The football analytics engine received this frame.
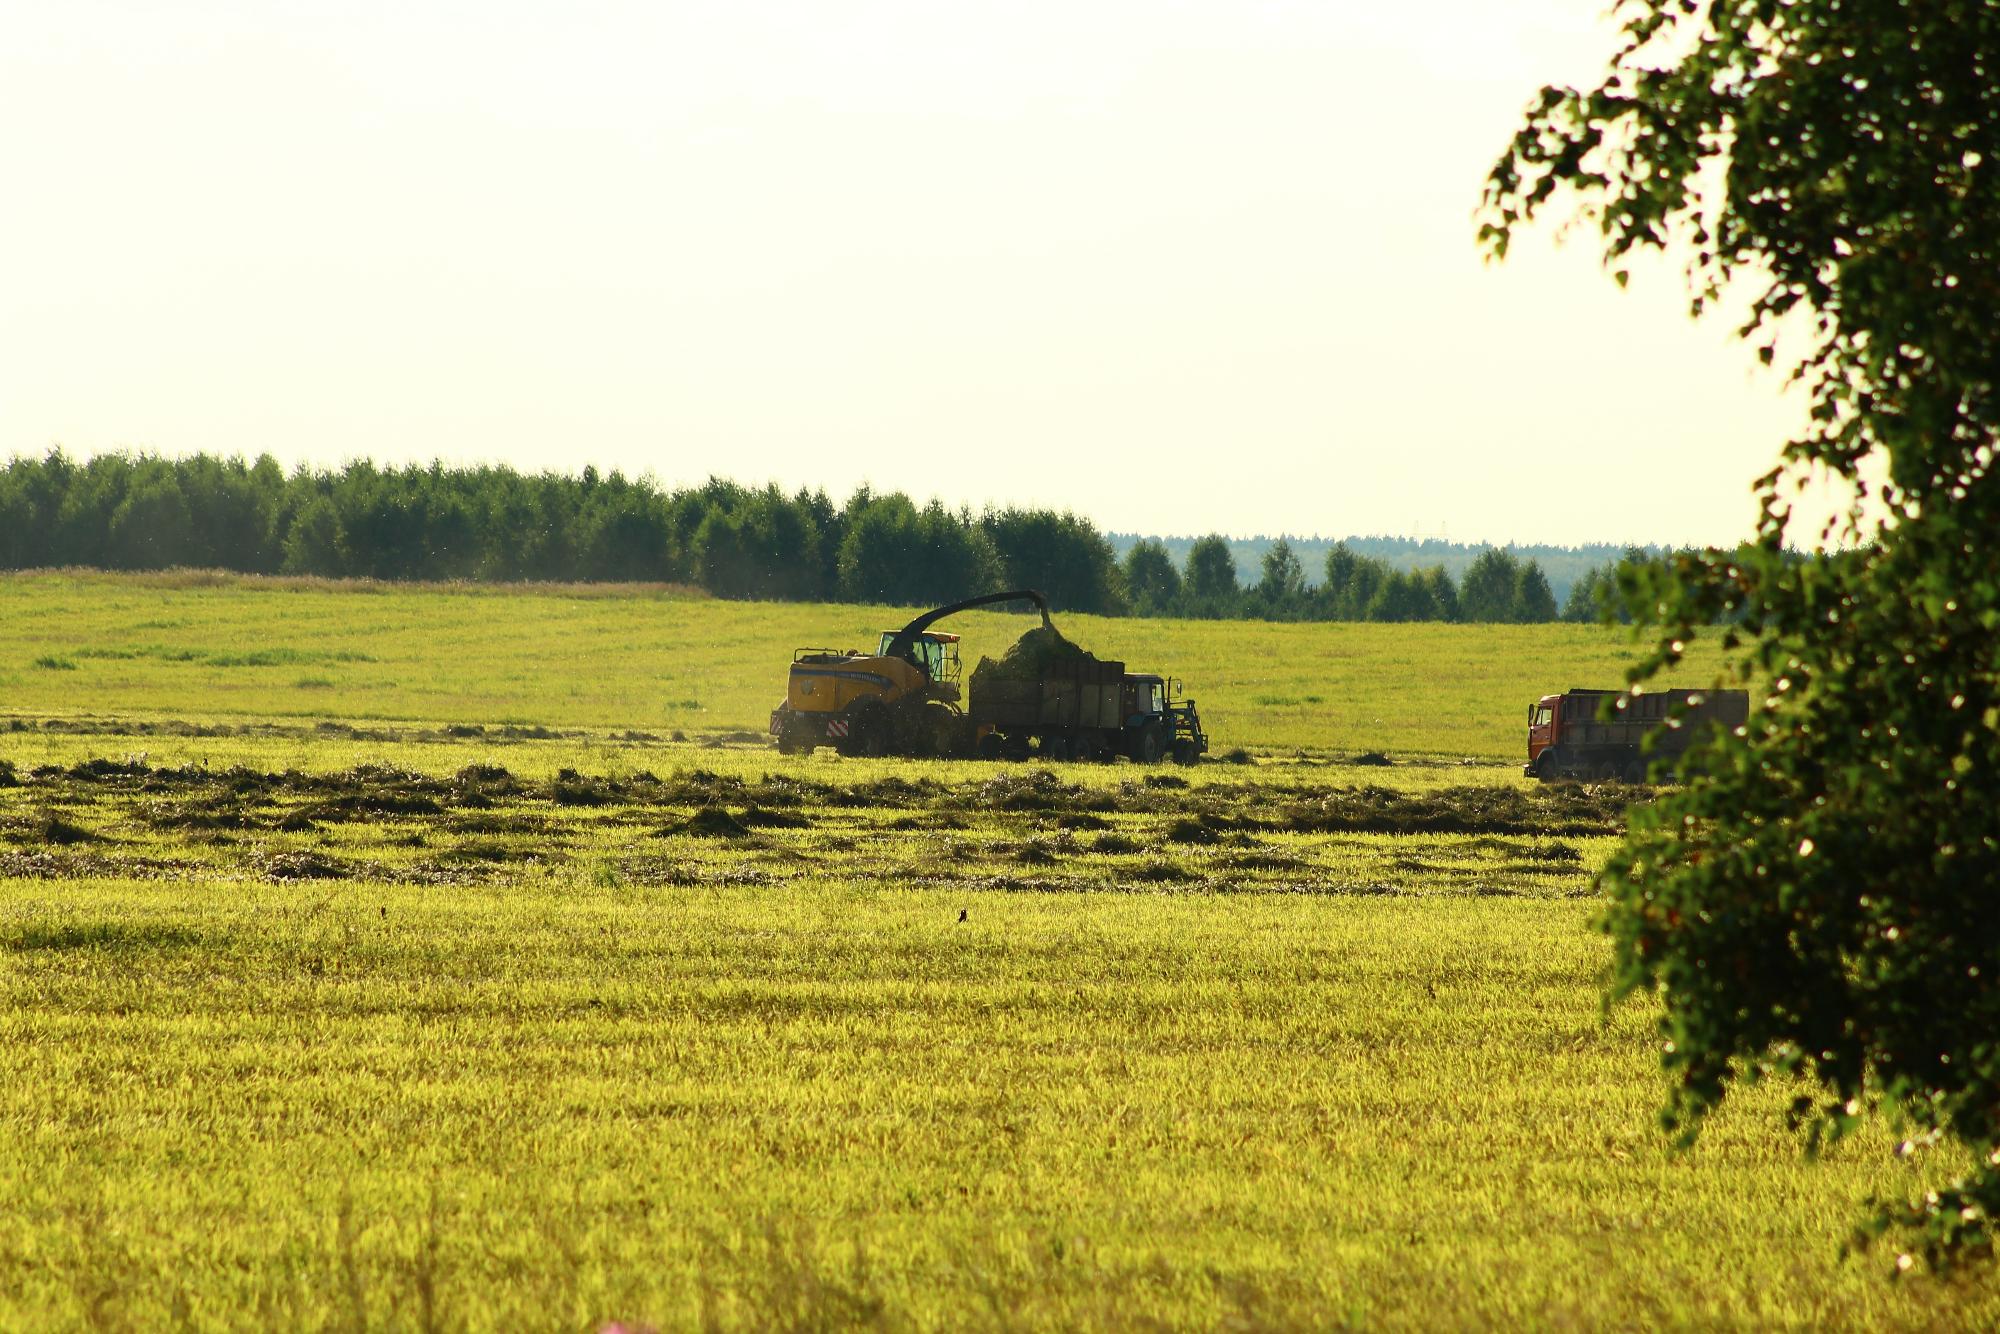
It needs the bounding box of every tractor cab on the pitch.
[1123,673,1209,764]
[877,630,961,685]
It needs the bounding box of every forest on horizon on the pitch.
[0,450,1643,623]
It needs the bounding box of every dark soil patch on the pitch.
[1047,811,1111,832]
[454,763,518,793]
[1129,857,1195,883]
[735,805,810,830]
[448,812,554,837]
[655,806,754,839]
[1349,752,1393,767]
[1273,785,1628,837]
[6,921,204,953]
[436,840,543,865]
[1165,817,1223,845]
[1092,832,1141,855]
[294,791,444,822]
[884,813,969,832]
[550,782,615,807]
[144,799,257,831]
[31,813,102,846]
[1224,848,1310,872]
[955,771,1114,814]
[259,850,357,881]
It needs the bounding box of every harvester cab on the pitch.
[771,589,1052,757]
[877,631,960,688]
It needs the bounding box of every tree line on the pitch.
[0,450,1639,622]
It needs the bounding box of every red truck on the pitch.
[1525,687,1748,782]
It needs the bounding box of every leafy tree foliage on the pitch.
[1182,535,1242,618]
[980,507,1124,614]
[1486,0,2000,1267]
[1249,538,1308,617]
[1120,538,1183,616]
[1458,548,1523,623]
[1513,560,1557,623]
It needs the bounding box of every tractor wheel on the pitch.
[1134,726,1164,764]
[1171,740,1200,766]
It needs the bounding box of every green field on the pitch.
[1,573,1988,1329]
[0,570,1722,762]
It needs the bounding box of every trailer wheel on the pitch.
[1622,758,1647,784]
[976,732,1004,761]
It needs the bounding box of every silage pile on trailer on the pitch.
[969,624,1108,689]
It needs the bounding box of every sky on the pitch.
[0,1,1817,547]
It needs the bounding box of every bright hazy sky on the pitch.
[2,1,1813,547]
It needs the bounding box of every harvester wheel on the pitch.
[839,702,890,757]
[923,706,960,759]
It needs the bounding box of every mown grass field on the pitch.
[1,572,1991,1330]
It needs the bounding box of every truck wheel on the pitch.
[1533,753,1557,783]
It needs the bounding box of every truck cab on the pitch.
[1526,693,1562,770]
